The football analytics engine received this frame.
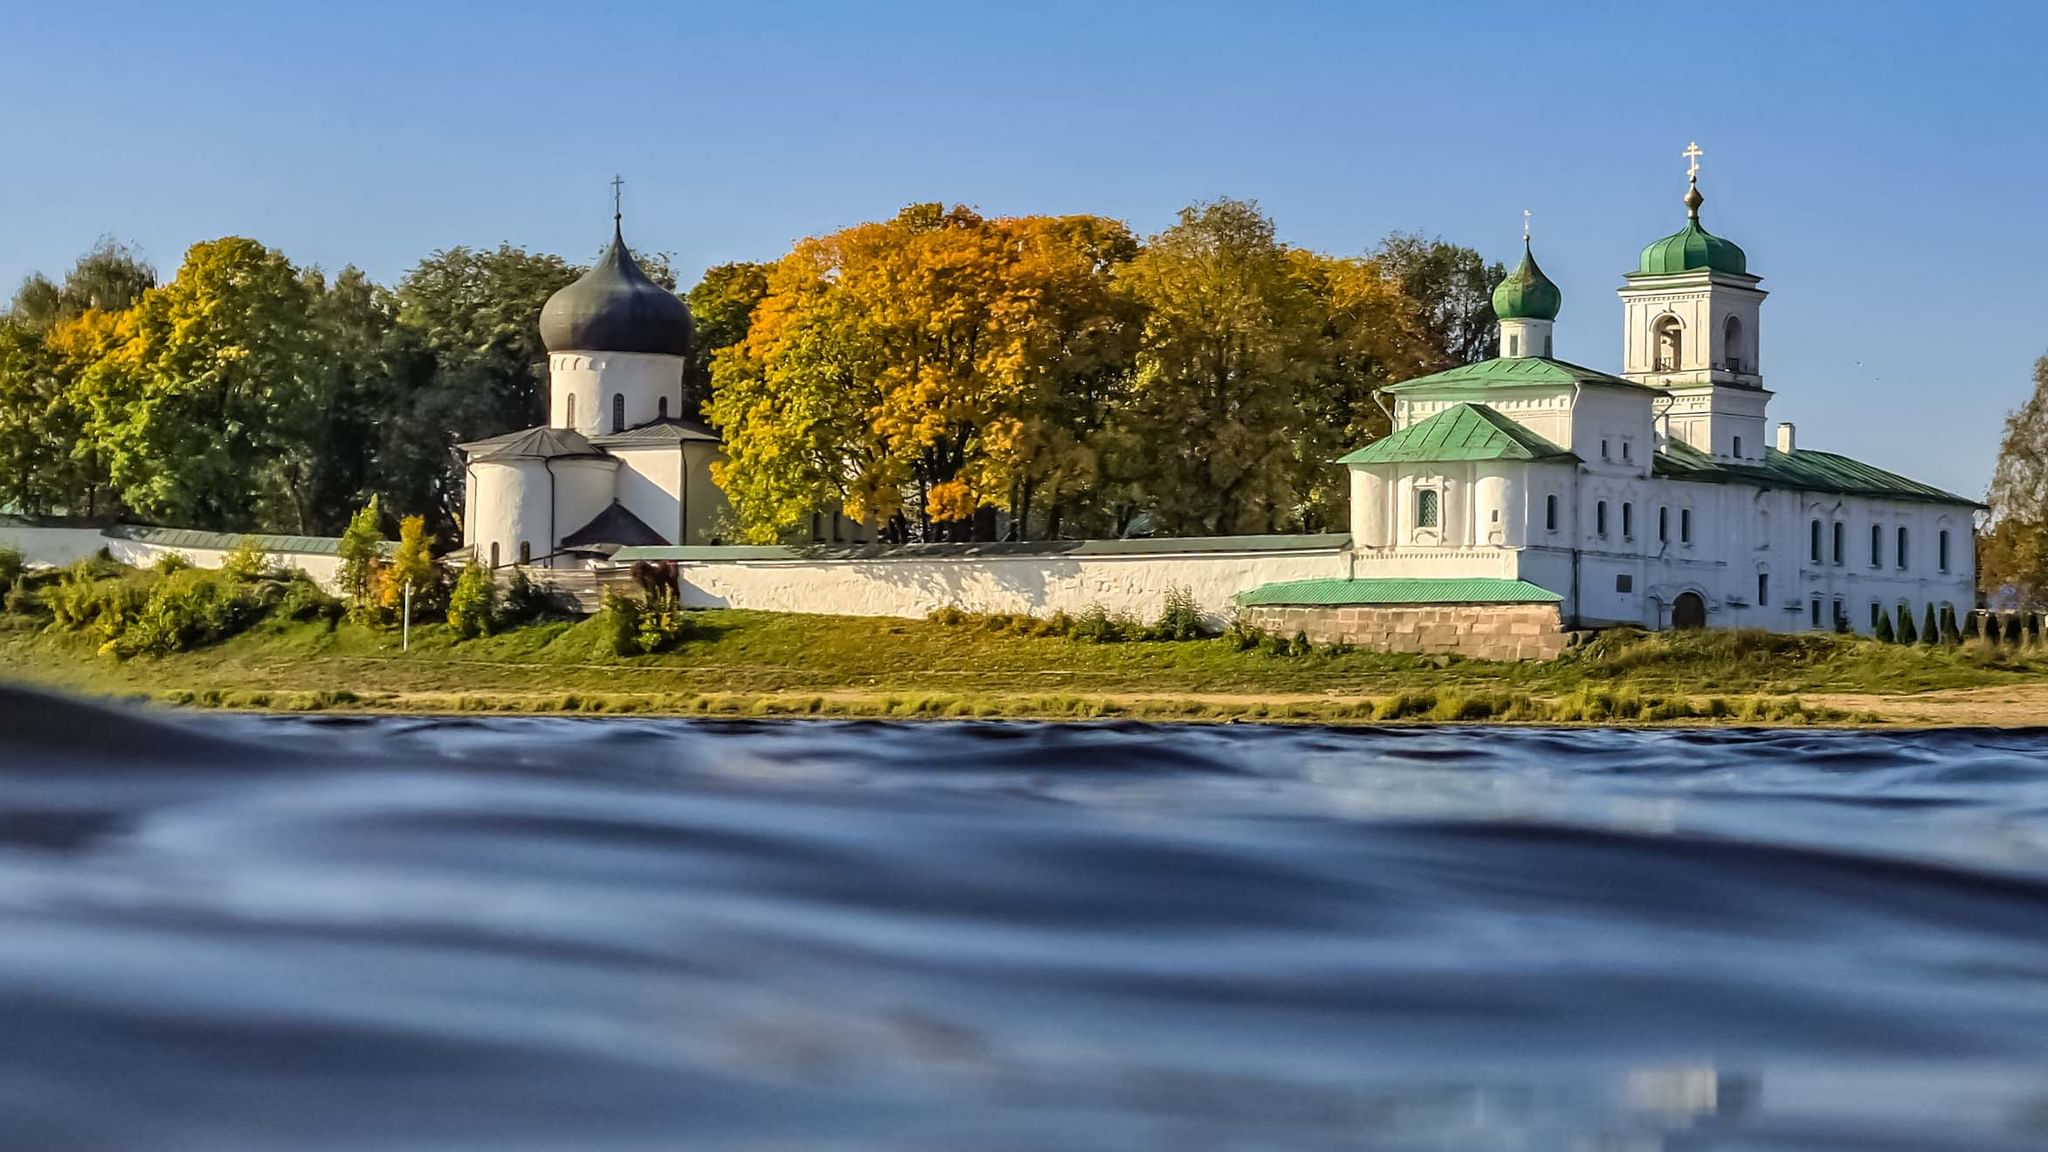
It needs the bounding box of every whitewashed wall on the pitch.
[675,546,1352,624]
[0,526,344,590]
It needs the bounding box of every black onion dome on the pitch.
[539,224,694,356]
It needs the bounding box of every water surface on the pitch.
[3,688,2048,1150]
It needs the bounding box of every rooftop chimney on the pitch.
[1776,422,1796,453]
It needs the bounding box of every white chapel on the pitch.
[1335,153,1978,634]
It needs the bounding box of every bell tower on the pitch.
[1618,144,1771,459]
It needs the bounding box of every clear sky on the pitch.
[2,0,2039,498]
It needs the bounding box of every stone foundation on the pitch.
[1239,602,1568,661]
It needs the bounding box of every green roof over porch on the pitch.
[1235,577,1563,607]
[1337,402,1574,465]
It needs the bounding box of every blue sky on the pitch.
[2,0,2040,498]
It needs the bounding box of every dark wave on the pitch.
[4,684,2048,1150]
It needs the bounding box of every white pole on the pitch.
[403,580,412,652]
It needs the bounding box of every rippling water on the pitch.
[4,686,2048,1150]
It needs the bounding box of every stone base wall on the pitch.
[1241,602,1568,661]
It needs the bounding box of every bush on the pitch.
[0,545,22,589]
[1963,610,1981,642]
[1287,630,1313,657]
[1071,603,1142,643]
[276,575,343,628]
[152,551,193,576]
[220,536,274,583]
[1896,603,1917,645]
[601,588,689,656]
[446,560,497,640]
[117,569,267,657]
[1940,604,1962,646]
[927,605,968,626]
[498,568,567,627]
[1874,611,1895,643]
[1151,586,1206,641]
[2007,613,2025,646]
[1921,603,1939,647]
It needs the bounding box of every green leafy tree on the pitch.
[378,514,442,617]
[1369,232,1505,368]
[1896,603,1918,645]
[685,262,771,419]
[1875,611,1895,643]
[445,558,496,639]
[6,239,156,333]
[337,496,385,612]
[1110,199,1323,536]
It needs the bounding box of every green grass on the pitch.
[6,603,2046,726]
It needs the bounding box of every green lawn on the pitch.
[8,604,2048,725]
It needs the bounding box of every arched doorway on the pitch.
[1672,591,1707,630]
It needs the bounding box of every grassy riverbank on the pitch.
[10,601,2048,725]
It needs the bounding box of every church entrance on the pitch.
[1672,592,1707,630]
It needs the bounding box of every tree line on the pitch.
[0,198,1501,544]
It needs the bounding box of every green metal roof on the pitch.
[1338,403,1575,465]
[1653,441,1980,506]
[1634,185,1749,278]
[105,524,360,555]
[1382,356,1657,396]
[1491,239,1561,321]
[1235,577,1563,607]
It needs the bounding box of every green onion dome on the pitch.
[1638,182,1748,276]
[1491,238,1562,322]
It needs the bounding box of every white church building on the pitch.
[1326,158,1978,638]
[458,214,732,570]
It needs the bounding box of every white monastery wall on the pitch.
[550,352,685,437]
[675,546,1351,625]
[0,525,344,590]
[0,526,107,569]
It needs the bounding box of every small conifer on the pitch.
[1874,612,1895,643]
[1921,603,1940,646]
[1963,610,1981,641]
[1897,603,1918,645]
[2006,613,2025,645]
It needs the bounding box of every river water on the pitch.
[3,686,2048,1151]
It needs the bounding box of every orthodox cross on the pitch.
[611,174,625,224]
[1683,142,1703,181]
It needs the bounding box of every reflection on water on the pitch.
[3,685,2048,1150]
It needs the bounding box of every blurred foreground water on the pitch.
[3,686,2048,1150]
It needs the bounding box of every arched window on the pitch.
[1896,526,1909,569]
[1810,519,1822,562]
[564,393,576,429]
[1939,529,1951,573]
[1414,488,1440,529]
[1757,569,1770,607]
[1622,502,1634,540]
[518,541,531,564]
[1870,524,1883,567]
[1508,333,1520,356]
[612,394,625,433]
[1658,506,1669,543]
[1596,500,1609,537]
[1653,315,1683,371]
[658,396,669,419]
[489,542,499,569]
[1832,521,1845,565]
[1545,494,1559,532]
[1723,315,1745,372]
[1680,508,1693,544]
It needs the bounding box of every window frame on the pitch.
[1596,500,1609,538]
[1680,508,1693,545]
[1545,494,1559,533]
[1896,526,1909,570]
[1413,486,1441,531]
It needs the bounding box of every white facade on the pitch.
[550,351,687,437]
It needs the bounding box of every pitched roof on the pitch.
[589,416,720,448]
[560,501,669,550]
[1653,441,1980,507]
[458,426,609,463]
[1338,403,1575,465]
[1235,577,1563,607]
[1382,355,1656,395]
[610,533,1350,563]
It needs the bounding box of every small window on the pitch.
[518,541,531,564]
[1508,333,1521,356]
[565,393,577,429]
[1680,508,1693,544]
[1832,598,1845,631]
[489,542,500,569]
[811,512,824,542]
[1870,601,1882,631]
[1658,507,1669,544]
[1810,598,1822,628]
[1758,572,1770,606]
[1616,574,1633,593]
[1415,488,1440,529]
[1622,440,1632,461]
[612,393,626,434]
[1601,439,1611,461]
[1733,435,1743,459]
[1897,526,1909,569]
[1939,529,1951,573]
[1596,500,1609,537]
[1622,502,1634,540]
[1832,521,1845,566]
[1810,519,1823,563]
[1490,508,1500,523]
[1870,523,1883,568]
[1546,494,1559,532]
[658,396,669,419]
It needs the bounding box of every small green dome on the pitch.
[1492,239,1561,321]
[1638,183,1748,276]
